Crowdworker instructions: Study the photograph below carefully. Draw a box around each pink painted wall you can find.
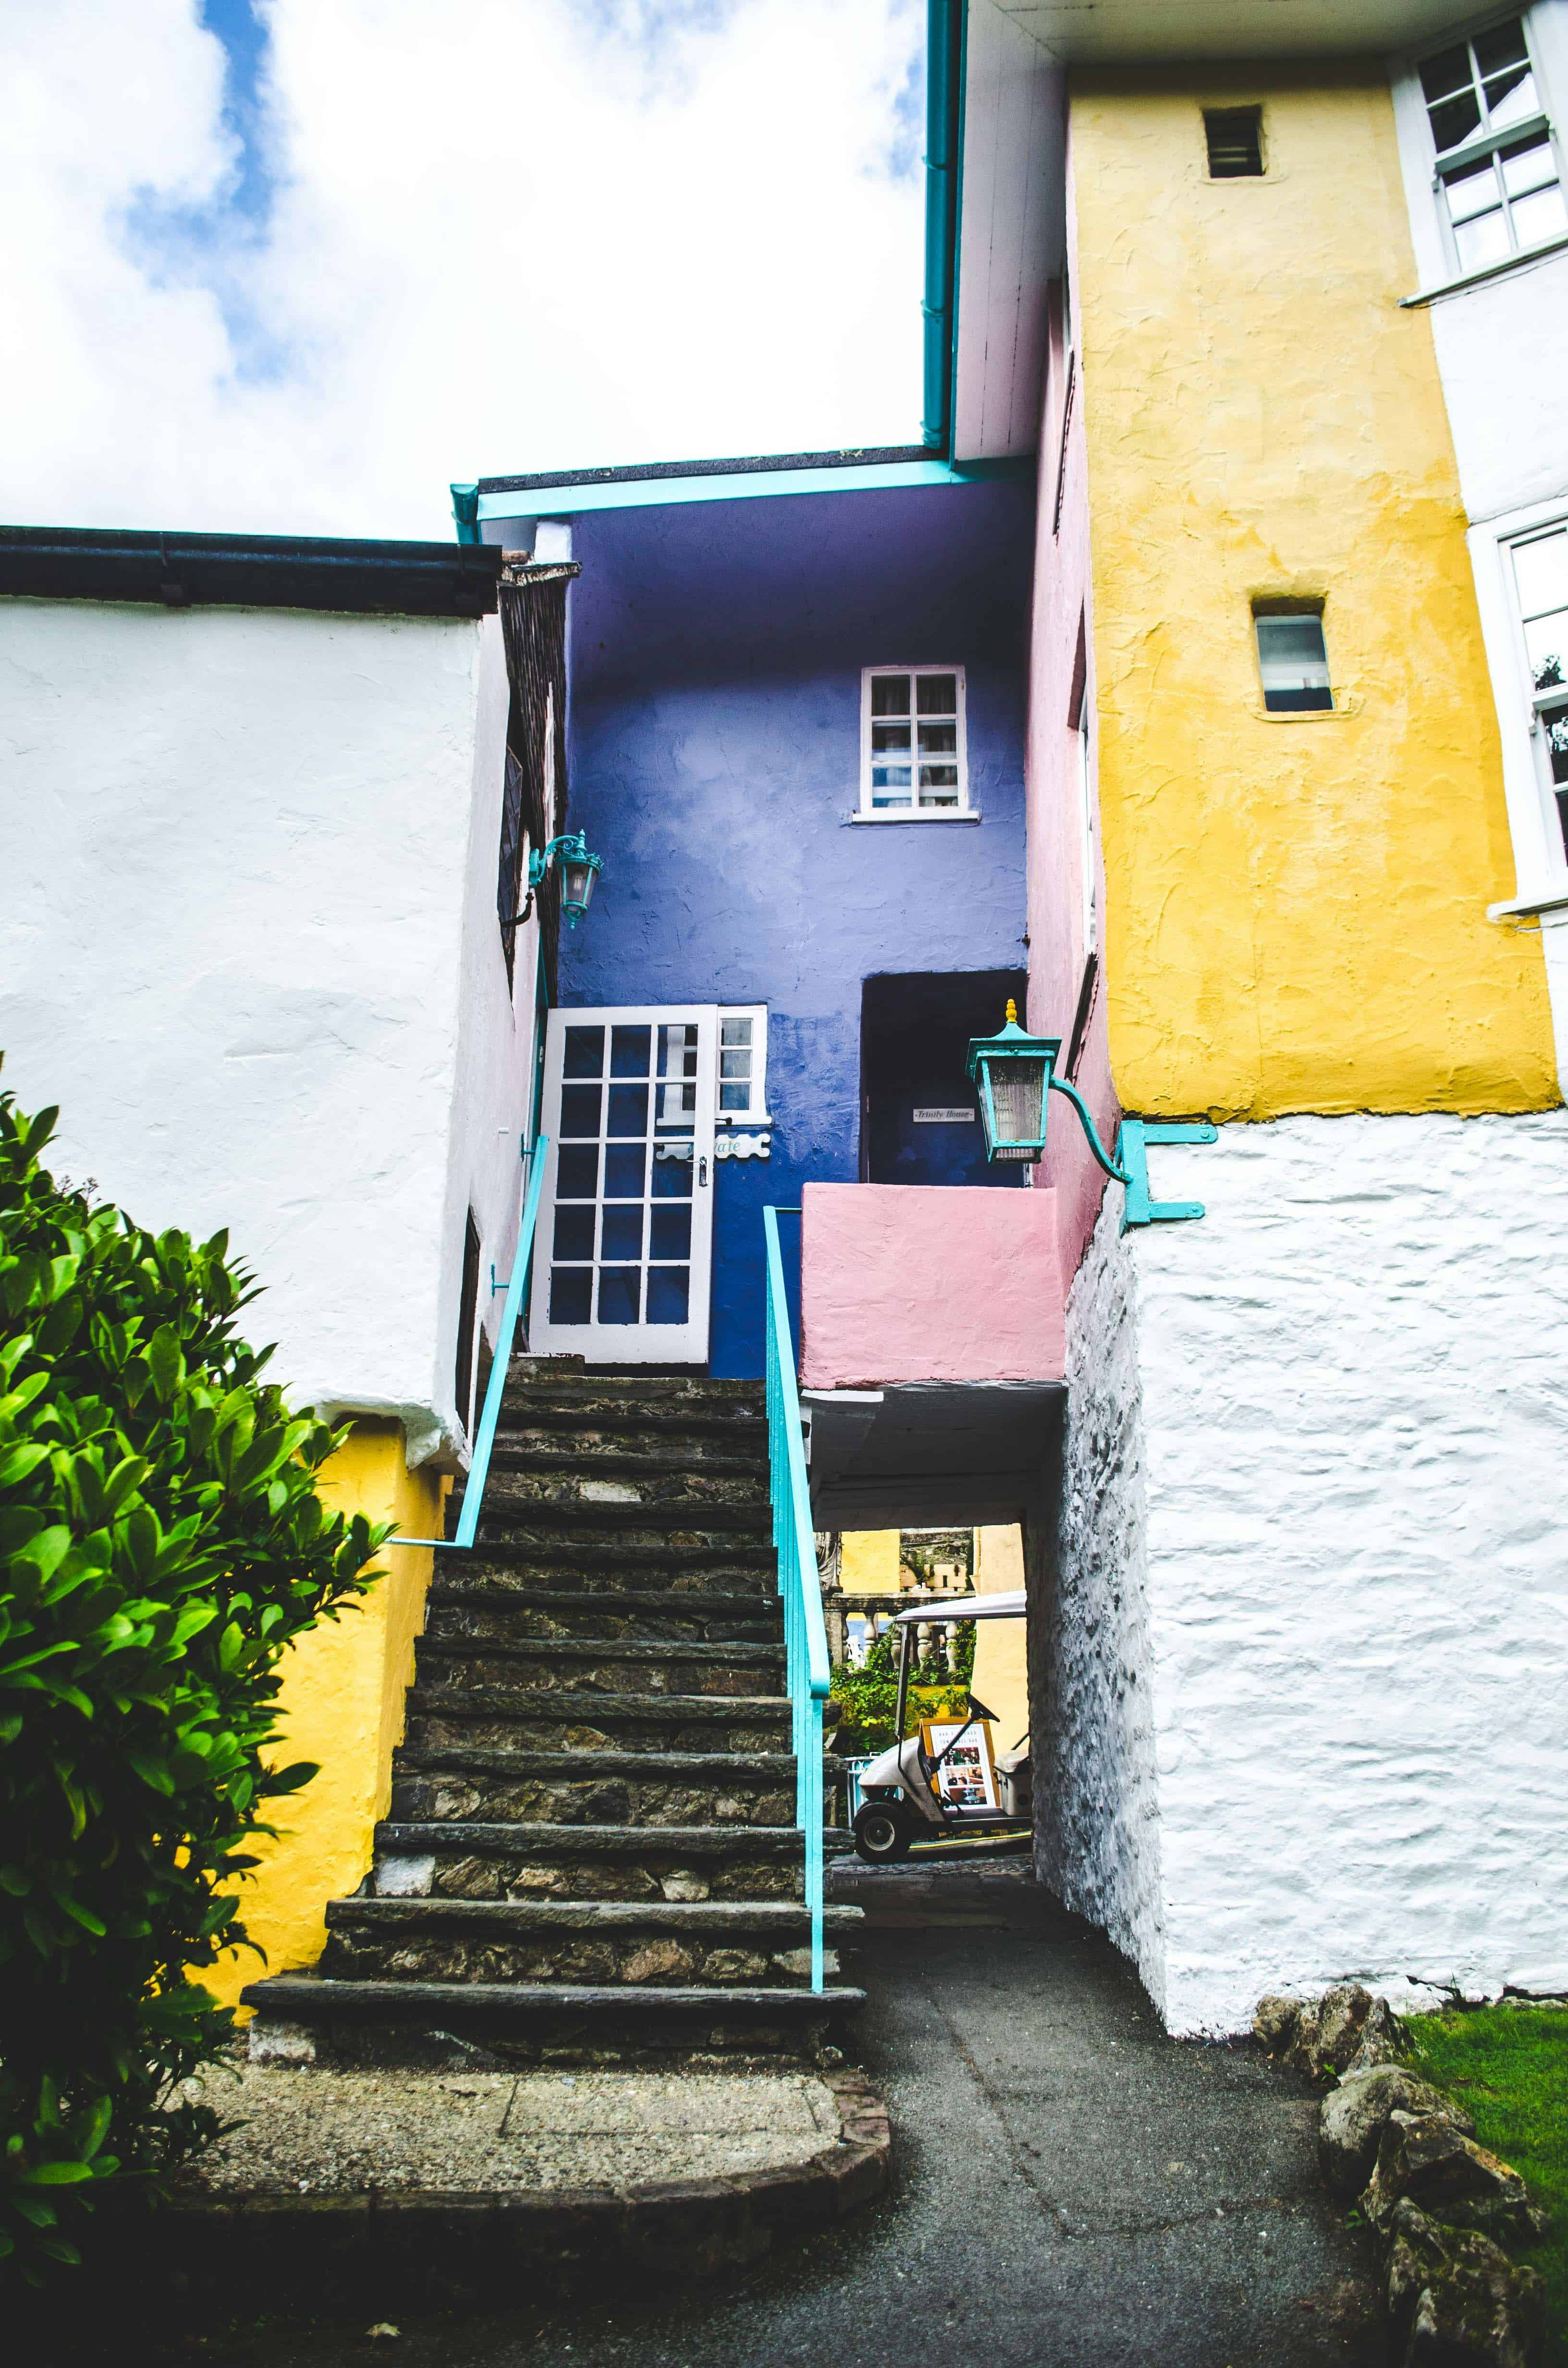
[1025,150,1121,1282]
[799,1183,1065,1389]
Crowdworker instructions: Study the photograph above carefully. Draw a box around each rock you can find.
[1253,1994,1303,2054]
[1320,2067,1472,2201]
[1385,2199,1545,2368]
[1343,1995,1406,2074]
[1362,2111,1544,2244]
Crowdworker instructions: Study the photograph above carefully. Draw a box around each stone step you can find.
[490,1427,769,1475]
[415,1635,786,1702]
[434,1543,778,1595]
[471,1467,769,1517]
[422,1591,782,1647]
[390,1747,813,1828]
[457,1503,772,1551]
[502,1363,765,1410]
[404,1689,793,1757]
[373,1821,806,1902]
[240,1974,866,2071]
[318,1897,861,1989]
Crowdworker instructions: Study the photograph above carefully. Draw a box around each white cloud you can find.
[0,0,925,538]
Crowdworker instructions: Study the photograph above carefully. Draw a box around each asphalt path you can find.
[192,1861,1381,2368]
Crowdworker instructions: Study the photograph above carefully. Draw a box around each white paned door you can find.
[528,1005,718,1364]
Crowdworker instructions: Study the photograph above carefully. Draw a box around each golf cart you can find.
[850,1590,1032,1864]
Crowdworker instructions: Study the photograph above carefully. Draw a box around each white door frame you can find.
[528,1003,718,1364]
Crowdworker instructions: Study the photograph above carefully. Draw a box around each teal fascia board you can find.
[475,456,1027,523]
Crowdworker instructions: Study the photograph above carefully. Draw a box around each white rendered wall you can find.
[1032,1185,1169,2014]
[1051,1114,1568,2036]
[0,600,538,1466]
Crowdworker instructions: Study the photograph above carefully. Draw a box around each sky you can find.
[1,0,927,541]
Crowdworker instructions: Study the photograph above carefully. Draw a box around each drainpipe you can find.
[451,482,481,545]
[921,0,964,455]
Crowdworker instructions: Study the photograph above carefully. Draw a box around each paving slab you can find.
[174,2064,843,2195]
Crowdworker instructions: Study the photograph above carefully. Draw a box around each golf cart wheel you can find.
[853,1800,914,1864]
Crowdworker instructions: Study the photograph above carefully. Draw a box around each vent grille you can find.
[1205,108,1264,178]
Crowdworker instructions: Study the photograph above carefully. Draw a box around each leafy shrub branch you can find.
[0,1079,389,2280]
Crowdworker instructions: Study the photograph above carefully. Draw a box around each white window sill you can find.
[1400,232,1568,310]
[848,809,982,824]
[1487,886,1568,920]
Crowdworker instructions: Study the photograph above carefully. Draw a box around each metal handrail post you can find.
[762,1204,829,1993]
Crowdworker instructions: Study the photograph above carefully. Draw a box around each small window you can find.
[860,667,969,815]
[453,1209,482,1437]
[1419,18,1566,269]
[716,1006,771,1123]
[1205,107,1263,177]
[1255,611,1333,712]
[1509,522,1568,856]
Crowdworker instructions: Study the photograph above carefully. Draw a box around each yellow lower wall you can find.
[970,1525,1029,1756]
[206,1420,444,2015]
[839,1530,901,1593]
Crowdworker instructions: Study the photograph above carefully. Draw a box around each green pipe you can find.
[921,0,964,454]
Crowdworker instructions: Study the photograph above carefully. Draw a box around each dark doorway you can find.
[859,969,1029,1188]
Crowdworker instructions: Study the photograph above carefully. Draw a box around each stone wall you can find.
[1047,1113,1568,2037]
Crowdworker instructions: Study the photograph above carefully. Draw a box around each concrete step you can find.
[414,1635,787,1702]
[240,1973,866,2070]
[389,1747,814,1829]
[373,1821,808,1903]
[318,1897,861,1989]
[422,1591,782,1648]
[404,1689,794,1757]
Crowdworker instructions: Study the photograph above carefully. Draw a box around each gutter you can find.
[921,0,966,456]
[0,526,502,618]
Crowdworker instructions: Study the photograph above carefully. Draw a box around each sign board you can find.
[921,1718,1000,1812]
[912,1107,976,1124]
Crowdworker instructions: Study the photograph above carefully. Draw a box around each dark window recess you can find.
[454,1211,482,1438]
[497,568,573,995]
[1205,108,1264,177]
[859,969,1029,1190]
[1255,611,1333,712]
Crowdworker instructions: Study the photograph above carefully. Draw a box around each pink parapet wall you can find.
[799,1184,1066,1391]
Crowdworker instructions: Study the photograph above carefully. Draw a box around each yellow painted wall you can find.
[206,1420,444,2014]
[969,1524,1029,1755]
[1072,64,1558,1119]
[838,1529,902,1593]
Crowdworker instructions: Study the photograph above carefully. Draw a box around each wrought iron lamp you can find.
[966,999,1130,1183]
[512,829,604,931]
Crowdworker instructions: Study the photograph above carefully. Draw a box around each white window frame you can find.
[855,664,974,822]
[1469,496,1568,913]
[1392,8,1568,292]
[715,1004,771,1126]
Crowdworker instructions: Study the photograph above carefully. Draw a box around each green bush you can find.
[829,1624,970,1750]
[0,1081,389,2281]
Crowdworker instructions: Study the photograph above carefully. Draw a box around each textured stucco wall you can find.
[1070,66,1558,1122]
[1052,1112,1568,2035]
[1032,1189,1167,2012]
[0,601,531,1463]
[208,1423,444,2011]
[547,481,1034,1375]
[799,1181,1064,1389]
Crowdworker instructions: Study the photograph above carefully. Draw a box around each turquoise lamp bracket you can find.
[1115,1119,1218,1233]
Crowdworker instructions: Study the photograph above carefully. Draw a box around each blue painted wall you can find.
[554,475,1034,1375]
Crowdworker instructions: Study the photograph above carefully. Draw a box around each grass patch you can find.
[1403,2002,1568,2359]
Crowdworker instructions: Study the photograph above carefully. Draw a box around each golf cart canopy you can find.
[891,1590,1026,1624]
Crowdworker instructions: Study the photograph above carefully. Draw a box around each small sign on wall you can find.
[912,1107,976,1124]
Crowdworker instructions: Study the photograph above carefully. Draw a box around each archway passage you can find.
[859,969,1028,1188]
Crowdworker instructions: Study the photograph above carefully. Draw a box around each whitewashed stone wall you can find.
[1047,1112,1568,2037]
[1033,1184,1169,2015]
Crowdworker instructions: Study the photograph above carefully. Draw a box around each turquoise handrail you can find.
[392,1137,549,1551]
[762,1204,830,1993]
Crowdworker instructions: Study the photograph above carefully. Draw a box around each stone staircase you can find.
[244,1361,865,2066]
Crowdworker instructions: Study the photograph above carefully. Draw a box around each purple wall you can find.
[554,474,1035,1374]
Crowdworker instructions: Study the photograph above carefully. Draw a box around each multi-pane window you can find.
[1419,18,1567,270]
[549,1021,697,1328]
[1254,611,1333,712]
[717,1009,769,1120]
[1509,524,1568,855]
[861,666,969,814]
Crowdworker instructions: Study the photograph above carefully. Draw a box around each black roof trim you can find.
[477,445,934,496]
[0,527,504,617]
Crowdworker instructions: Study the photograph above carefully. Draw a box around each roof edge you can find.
[0,526,504,618]
[476,445,933,496]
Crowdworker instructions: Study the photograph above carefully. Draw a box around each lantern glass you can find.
[562,858,596,917]
[984,1058,1046,1159]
